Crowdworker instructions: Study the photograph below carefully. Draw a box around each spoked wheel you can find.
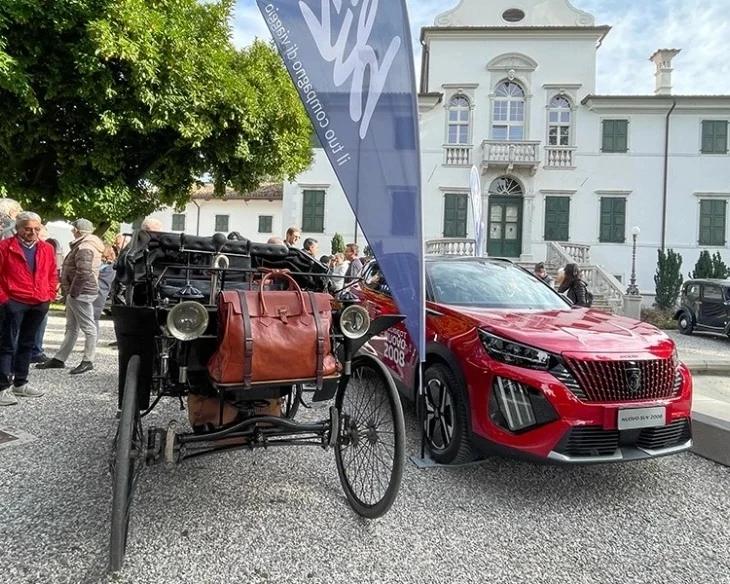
[282,384,303,419]
[335,357,405,518]
[423,364,473,464]
[109,355,144,573]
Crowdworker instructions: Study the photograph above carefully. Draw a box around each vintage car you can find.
[675,279,730,337]
[108,230,406,572]
[356,256,693,465]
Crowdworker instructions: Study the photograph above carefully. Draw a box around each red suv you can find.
[356,257,693,464]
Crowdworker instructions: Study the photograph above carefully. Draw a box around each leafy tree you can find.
[690,251,714,279]
[655,249,683,310]
[0,0,312,233]
[331,232,345,255]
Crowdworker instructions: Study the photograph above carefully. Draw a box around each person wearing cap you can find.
[534,262,553,287]
[38,219,105,375]
[0,212,58,406]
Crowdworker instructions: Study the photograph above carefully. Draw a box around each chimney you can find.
[650,49,681,96]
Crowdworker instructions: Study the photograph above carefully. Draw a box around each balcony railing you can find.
[426,238,476,256]
[481,140,541,174]
[545,146,576,168]
[444,145,472,166]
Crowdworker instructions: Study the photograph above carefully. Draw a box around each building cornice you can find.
[421,26,611,43]
[582,94,730,112]
[418,92,443,113]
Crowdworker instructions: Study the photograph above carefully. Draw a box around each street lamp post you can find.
[627,226,641,295]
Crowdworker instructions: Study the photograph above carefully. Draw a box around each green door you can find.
[487,196,523,257]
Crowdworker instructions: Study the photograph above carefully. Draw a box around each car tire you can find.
[423,363,474,465]
[677,312,694,335]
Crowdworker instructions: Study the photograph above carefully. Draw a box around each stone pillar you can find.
[650,49,681,96]
[623,294,643,321]
[520,190,536,262]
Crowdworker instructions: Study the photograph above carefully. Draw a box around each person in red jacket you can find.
[0,211,58,406]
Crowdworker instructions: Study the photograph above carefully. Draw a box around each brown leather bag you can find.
[208,271,338,388]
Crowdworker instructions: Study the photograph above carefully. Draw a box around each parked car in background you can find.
[356,256,693,465]
[675,279,730,338]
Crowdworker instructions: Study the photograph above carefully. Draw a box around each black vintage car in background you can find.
[675,279,730,337]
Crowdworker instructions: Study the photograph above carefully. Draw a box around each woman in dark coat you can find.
[558,263,591,307]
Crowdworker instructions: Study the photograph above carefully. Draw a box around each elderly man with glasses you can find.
[0,211,58,405]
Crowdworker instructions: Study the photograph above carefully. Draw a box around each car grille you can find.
[549,364,587,400]
[636,418,691,450]
[559,426,619,457]
[556,418,691,458]
[563,357,678,403]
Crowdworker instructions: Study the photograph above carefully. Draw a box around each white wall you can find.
[131,199,284,241]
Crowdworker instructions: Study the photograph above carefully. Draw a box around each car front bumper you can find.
[464,359,694,464]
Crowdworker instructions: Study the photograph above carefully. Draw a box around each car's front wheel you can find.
[423,364,474,465]
[677,311,694,335]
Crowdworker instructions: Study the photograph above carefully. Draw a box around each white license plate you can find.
[617,407,666,430]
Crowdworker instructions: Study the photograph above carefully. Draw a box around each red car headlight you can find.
[479,330,558,370]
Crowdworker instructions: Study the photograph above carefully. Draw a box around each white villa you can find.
[149,0,730,309]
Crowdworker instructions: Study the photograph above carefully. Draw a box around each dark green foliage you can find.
[331,232,345,255]
[711,252,729,279]
[654,249,683,310]
[0,0,312,233]
[690,251,714,279]
[690,250,730,279]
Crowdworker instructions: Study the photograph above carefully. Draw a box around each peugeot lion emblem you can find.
[625,363,642,395]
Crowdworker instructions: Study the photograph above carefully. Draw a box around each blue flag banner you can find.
[257,0,425,358]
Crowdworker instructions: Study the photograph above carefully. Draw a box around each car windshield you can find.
[427,259,570,310]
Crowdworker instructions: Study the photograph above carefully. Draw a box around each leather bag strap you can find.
[237,291,254,389]
[308,292,325,389]
[259,271,307,316]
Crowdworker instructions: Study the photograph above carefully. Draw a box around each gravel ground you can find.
[1,316,729,584]
[667,330,730,362]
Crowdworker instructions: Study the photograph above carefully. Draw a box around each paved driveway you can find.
[0,317,729,584]
[668,330,730,363]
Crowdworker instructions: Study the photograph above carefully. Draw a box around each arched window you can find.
[447,94,470,145]
[492,81,525,141]
[488,176,523,197]
[547,95,572,146]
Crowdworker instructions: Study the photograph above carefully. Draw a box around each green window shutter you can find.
[599,198,626,243]
[258,215,272,233]
[302,190,325,233]
[443,193,468,238]
[702,121,728,154]
[602,120,628,153]
[699,199,727,246]
[601,120,613,152]
[214,215,229,233]
[614,120,628,152]
[717,122,728,153]
[544,197,570,241]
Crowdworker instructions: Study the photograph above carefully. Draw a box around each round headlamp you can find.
[167,301,209,341]
[339,305,371,340]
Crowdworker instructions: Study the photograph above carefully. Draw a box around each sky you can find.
[231,0,730,95]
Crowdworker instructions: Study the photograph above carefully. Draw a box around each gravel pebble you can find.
[0,317,729,584]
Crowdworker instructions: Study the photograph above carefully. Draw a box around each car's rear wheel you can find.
[423,364,474,465]
[677,312,694,335]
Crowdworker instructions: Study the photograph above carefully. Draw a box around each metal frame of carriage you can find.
[108,231,406,572]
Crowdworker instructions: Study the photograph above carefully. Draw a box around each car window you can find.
[686,284,700,299]
[725,288,730,302]
[362,262,391,297]
[427,260,570,310]
[703,286,722,301]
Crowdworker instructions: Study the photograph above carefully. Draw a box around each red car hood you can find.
[443,305,674,358]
